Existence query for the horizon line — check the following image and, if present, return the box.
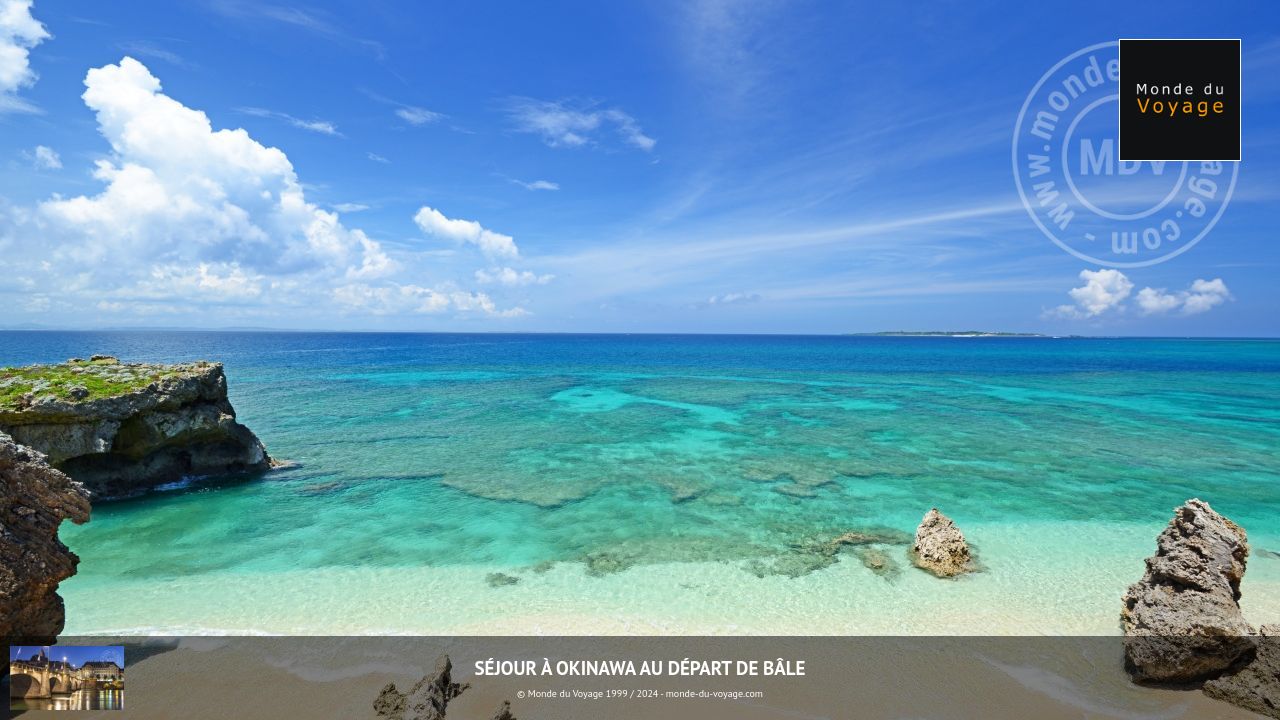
[2,327,1279,340]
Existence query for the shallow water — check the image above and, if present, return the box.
[3,332,1278,634]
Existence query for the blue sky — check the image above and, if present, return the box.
[1,1,1278,335]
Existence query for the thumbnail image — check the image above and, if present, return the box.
[9,645,124,711]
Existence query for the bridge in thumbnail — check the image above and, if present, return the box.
[9,647,124,700]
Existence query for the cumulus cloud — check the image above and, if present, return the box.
[1136,278,1231,315]
[395,106,442,125]
[0,0,49,112]
[507,98,655,151]
[139,263,266,301]
[33,58,387,283]
[239,106,341,136]
[1,56,532,324]
[475,266,553,286]
[1051,269,1133,319]
[414,206,519,261]
[333,283,527,318]
[23,143,59,169]
[1051,270,1232,320]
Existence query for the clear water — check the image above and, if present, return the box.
[3,332,1278,635]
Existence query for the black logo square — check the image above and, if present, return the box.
[1119,39,1240,161]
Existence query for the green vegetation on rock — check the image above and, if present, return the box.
[0,357,185,412]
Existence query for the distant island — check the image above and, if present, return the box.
[857,331,1052,337]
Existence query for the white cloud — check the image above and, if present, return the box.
[139,263,265,301]
[600,108,656,151]
[1183,279,1231,314]
[507,98,655,151]
[475,266,553,286]
[332,202,369,213]
[1051,270,1231,320]
[33,58,388,285]
[1134,287,1181,315]
[367,152,390,164]
[239,106,341,136]
[1051,268,1133,319]
[23,143,60,169]
[1,56,531,325]
[1137,278,1231,315]
[414,205,519,261]
[0,0,49,112]
[707,291,760,305]
[513,178,560,191]
[395,106,442,125]
[333,282,527,318]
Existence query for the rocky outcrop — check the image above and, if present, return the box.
[910,508,973,577]
[0,358,271,498]
[489,701,517,720]
[1,432,90,641]
[1122,499,1256,683]
[374,655,469,720]
[373,655,522,720]
[1204,625,1280,719]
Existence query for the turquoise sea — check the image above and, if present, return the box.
[3,332,1279,635]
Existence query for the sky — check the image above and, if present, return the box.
[0,1,1278,335]
[10,644,123,668]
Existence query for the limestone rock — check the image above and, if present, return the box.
[374,683,407,719]
[1122,498,1256,683]
[0,360,272,498]
[0,432,91,641]
[910,508,972,577]
[374,655,469,720]
[490,701,517,720]
[1203,624,1280,719]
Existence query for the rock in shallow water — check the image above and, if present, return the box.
[910,508,973,578]
[0,432,90,641]
[1122,498,1256,684]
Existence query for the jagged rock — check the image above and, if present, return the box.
[374,655,469,720]
[1122,499,1256,683]
[374,683,408,719]
[1203,624,1280,719]
[910,508,972,577]
[490,701,517,720]
[0,432,91,641]
[0,360,272,498]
